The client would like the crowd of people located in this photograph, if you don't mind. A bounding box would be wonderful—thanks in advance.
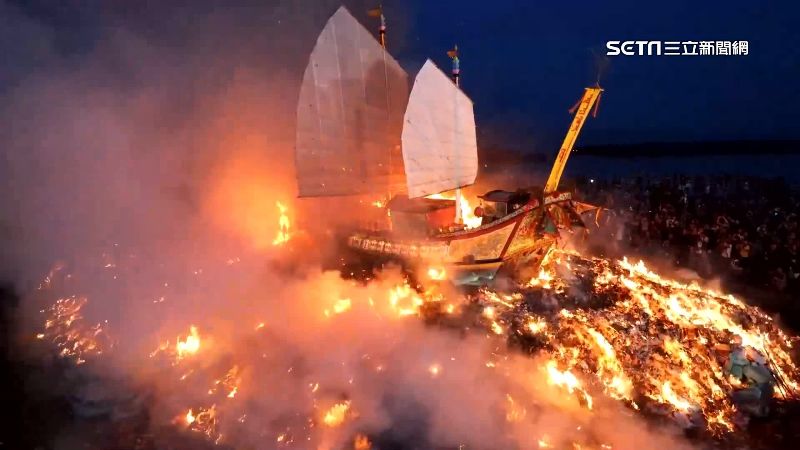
[577,175,800,299]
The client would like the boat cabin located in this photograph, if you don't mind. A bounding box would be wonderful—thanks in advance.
[387,195,457,236]
[475,190,532,225]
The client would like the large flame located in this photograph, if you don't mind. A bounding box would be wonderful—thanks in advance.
[176,325,201,358]
[272,201,291,245]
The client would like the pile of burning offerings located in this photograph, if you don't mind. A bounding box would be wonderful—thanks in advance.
[27,241,800,449]
[469,249,800,434]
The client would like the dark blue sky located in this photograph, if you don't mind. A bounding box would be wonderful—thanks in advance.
[389,0,800,150]
[3,0,798,152]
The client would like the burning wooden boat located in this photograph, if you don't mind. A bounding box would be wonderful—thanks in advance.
[296,6,602,284]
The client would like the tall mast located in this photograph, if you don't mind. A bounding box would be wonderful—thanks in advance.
[448,45,464,224]
[369,4,393,200]
[543,86,603,194]
[379,7,386,48]
[367,5,387,48]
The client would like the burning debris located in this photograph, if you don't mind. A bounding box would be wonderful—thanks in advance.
[36,292,111,365]
[27,243,800,449]
[150,325,203,363]
[182,405,221,443]
[471,249,800,433]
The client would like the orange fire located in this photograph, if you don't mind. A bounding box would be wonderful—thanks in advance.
[180,405,219,441]
[150,325,202,364]
[353,433,372,450]
[37,296,107,364]
[426,191,482,229]
[185,408,196,425]
[505,394,527,423]
[545,359,593,409]
[528,268,555,289]
[427,266,447,281]
[474,248,800,433]
[388,284,425,317]
[526,317,548,334]
[322,401,351,427]
[203,150,293,250]
[324,298,353,317]
[33,240,800,445]
[272,201,291,245]
[176,325,201,358]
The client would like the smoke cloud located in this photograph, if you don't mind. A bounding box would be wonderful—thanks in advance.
[1,1,696,449]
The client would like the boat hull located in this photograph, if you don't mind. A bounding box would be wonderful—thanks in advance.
[347,193,580,284]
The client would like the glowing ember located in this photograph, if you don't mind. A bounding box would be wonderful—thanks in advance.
[490,320,504,335]
[526,317,548,334]
[272,201,291,245]
[528,267,554,289]
[210,365,242,399]
[37,295,110,364]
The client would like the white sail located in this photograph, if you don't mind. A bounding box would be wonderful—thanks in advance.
[295,6,409,197]
[401,59,478,198]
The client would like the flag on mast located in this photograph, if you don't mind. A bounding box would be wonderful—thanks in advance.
[448,45,460,85]
[447,45,459,59]
[367,5,386,47]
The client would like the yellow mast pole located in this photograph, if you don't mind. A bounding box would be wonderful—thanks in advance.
[543,86,603,194]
